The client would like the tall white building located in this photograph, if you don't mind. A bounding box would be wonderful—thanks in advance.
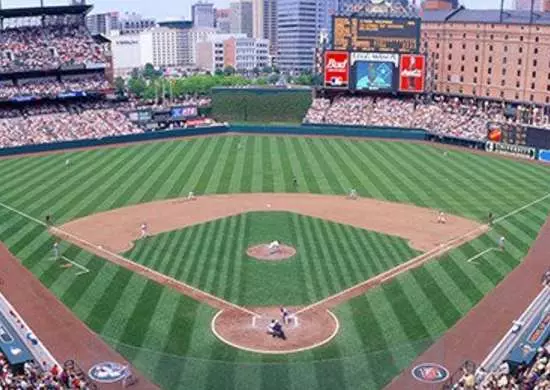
[111,27,190,75]
[187,28,217,65]
[277,0,337,72]
[216,9,232,34]
[196,35,269,72]
[192,2,216,28]
[230,0,254,37]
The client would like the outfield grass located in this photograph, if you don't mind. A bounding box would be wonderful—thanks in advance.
[125,211,420,306]
[0,135,549,390]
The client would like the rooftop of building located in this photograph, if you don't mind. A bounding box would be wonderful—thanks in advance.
[422,6,550,25]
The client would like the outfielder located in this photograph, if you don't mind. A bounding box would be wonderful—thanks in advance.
[498,236,505,251]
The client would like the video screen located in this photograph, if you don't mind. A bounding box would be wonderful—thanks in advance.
[354,61,395,91]
[171,106,198,119]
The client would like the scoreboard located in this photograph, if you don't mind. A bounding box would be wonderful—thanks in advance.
[333,16,420,53]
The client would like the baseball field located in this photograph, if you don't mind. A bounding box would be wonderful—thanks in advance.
[0,134,549,389]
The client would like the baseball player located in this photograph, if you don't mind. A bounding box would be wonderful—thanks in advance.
[140,223,148,238]
[437,211,447,224]
[65,159,70,168]
[53,242,59,259]
[187,191,195,201]
[280,307,291,325]
[498,236,505,251]
[292,177,298,188]
[488,212,494,227]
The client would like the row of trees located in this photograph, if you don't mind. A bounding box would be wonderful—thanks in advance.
[116,64,321,100]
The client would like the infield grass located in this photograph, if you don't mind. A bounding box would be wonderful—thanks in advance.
[0,135,549,390]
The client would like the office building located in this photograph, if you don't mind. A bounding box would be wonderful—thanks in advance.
[118,13,156,35]
[188,28,217,65]
[192,2,215,28]
[86,12,119,36]
[277,0,337,71]
[253,0,278,56]
[230,0,254,37]
[216,9,232,33]
[196,35,269,72]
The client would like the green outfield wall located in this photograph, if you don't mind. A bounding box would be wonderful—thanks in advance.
[211,87,313,123]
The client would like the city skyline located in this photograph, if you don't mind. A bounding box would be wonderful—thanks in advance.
[1,0,522,21]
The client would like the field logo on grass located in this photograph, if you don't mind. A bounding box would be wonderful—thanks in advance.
[88,362,128,383]
[411,363,449,383]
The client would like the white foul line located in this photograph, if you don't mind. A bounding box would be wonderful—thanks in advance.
[62,256,90,275]
[467,248,497,263]
[0,199,258,317]
[494,192,550,224]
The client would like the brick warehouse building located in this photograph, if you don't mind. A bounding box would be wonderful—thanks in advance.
[421,6,550,105]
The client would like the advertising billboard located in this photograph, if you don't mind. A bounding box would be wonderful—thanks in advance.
[333,16,421,53]
[399,54,425,93]
[351,53,398,92]
[324,51,350,88]
[171,106,198,119]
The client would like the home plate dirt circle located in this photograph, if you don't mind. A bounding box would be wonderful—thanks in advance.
[246,244,297,261]
[212,307,339,354]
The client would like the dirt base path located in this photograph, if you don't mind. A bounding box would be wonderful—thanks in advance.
[0,243,158,390]
[59,193,482,254]
[384,215,550,390]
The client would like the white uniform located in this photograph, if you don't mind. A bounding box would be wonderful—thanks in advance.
[141,223,148,238]
[499,236,505,250]
[438,212,447,224]
[53,242,59,259]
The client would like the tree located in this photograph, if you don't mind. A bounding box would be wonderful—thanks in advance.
[143,63,158,80]
[267,73,279,84]
[224,66,236,76]
[127,77,147,97]
[214,69,224,76]
[114,77,126,95]
[262,65,273,74]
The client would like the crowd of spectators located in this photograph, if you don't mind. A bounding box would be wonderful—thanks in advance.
[0,76,111,100]
[304,95,550,141]
[0,102,141,148]
[0,24,106,73]
[451,338,550,390]
[0,355,92,389]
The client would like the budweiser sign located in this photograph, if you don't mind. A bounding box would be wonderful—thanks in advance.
[399,54,425,93]
[324,51,350,88]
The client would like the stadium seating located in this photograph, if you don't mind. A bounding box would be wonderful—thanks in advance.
[304,96,550,141]
[0,25,106,73]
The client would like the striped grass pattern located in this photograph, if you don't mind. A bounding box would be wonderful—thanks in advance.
[125,211,420,306]
[0,135,548,390]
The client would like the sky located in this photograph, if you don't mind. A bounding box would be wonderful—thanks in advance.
[1,0,517,21]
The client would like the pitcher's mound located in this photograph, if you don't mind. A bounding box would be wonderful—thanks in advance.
[246,244,296,261]
[212,307,339,354]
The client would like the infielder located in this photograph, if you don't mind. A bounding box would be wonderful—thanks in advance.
[437,211,447,224]
[140,223,148,238]
[53,242,59,259]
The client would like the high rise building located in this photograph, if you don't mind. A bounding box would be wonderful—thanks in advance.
[118,13,156,35]
[216,9,232,34]
[252,0,277,57]
[192,2,215,28]
[277,0,337,71]
[86,12,119,36]
[230,0,254,38]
